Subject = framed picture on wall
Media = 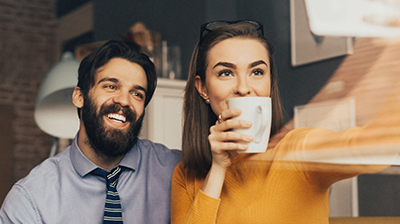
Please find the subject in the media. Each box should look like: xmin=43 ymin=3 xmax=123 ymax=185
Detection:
xmin=290 ymin=0 xmax=353 ymax=67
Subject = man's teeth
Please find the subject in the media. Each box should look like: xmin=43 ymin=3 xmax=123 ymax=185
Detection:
xmin=107 ymin=113 xmax=127 ymax=123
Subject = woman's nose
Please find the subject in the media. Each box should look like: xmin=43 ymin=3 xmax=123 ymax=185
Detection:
xmin=234 ymin=78 xmax=251 ymax=96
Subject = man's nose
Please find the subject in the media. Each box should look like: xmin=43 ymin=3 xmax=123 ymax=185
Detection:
xmin=113 ymin=91 xmax=130 ymax=107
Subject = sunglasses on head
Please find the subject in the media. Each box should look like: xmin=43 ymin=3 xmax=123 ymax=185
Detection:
xmin=199 ymin=20 xmax=264 ymax=44
xmin=198 ymin=20 xmax=274 ymax=55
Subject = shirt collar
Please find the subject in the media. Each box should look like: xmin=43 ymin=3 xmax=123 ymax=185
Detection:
xmin=70 ymin=133 xmax=141 ymax=177
xmin=118 ymin=139 xmax=141 ymax=170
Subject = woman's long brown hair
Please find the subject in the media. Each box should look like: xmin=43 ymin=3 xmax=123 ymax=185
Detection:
xmin=182 ymin=23 xmax=284 ymax=177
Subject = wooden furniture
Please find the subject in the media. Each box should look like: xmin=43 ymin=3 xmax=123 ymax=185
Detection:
xmin=330 ymin=217 xmax=400 ymax=224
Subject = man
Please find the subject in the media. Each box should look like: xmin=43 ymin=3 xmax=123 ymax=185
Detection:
xmin=0 ymin=40 xmax=182 ymax=223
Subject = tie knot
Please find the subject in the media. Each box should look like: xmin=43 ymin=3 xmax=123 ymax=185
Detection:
xmin=107 ymin=166 xmax=124 ymax=185
xmin=91 ymin=166 xmax=125 ymax=188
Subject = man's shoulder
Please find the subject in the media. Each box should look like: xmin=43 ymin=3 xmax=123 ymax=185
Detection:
xmin=16 ymin=147 xmax=72 ymax=188
xmin=137 ymin=139 xmax=181 ymax=155
xmin=137 ymin=139 xmax=182 ymax=164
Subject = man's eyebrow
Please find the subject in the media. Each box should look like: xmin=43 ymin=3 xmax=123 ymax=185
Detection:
xmin=212 ymin=62 xmax=236 ymax=69
xmin=133 ymin=85 xmax=147 ymax=93
xmin=97 ymin=77 xmax=119 ymax=85
xmin=249 ymin=60 xmax=268 ymax=68
xmin=97 ymin=77 xmax=147 ymax=93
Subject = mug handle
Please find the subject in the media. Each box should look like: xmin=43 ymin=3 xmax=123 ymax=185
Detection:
xmin=254 ymin=105 xmax=269 ymax=143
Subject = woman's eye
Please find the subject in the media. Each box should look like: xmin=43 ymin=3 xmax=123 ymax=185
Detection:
xmin=218 ymin=70 xmax=233 ymax=77
xmin=251 ymin=69 xmax=264 ymax=76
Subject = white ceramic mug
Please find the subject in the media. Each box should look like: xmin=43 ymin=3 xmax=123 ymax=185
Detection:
xmin=228 ymin=97 xmax=272 ymax=153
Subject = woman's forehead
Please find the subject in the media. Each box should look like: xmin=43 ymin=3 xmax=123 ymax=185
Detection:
xmin=207 ymin=38 xmax=270 ymax=66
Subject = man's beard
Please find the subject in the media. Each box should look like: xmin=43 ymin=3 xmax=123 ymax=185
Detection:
xmin=81 ymin=96 xmax=144 ymax=159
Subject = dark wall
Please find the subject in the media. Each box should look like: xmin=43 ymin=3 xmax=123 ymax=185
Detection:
xmin=93 ymin=0 xmax=344 ymax=122
xmin=358 ymin=174 xmax=400 ymax=216
xmin=94 ymin=0 xmax=205 ymax=84
xmin=57 ymin=0 xmax=91 ymax=17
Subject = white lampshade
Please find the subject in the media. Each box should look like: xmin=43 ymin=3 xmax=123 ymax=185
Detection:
xmin=34 ymin=52 xmax=80 ymax=139
xmin=305 ymin=0 xmax=400 ymax=37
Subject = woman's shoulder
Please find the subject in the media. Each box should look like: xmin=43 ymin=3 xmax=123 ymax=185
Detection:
xmin=173 ymin=161 xmax=198 ymax=182
xmin=173 ymin=161 xmax=185 ymax=173
xmin=172 ymin=161 xmax=204 ymax=196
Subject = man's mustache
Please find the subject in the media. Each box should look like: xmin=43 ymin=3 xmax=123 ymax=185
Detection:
xmin=99 ymin=103 xmax=136 ymax=123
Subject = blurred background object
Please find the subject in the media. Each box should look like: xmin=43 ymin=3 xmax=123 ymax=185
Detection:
xmin=305 ymin=0 xmax=400 ymax=37
xmin=120 ymin=21 xmax=182 ymax=80
xmin=34 ymin=52 xmax=80 ymax=157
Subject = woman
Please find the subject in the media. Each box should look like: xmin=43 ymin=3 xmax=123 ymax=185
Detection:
xmin=171 ymin=20 xmax=400 ymax=223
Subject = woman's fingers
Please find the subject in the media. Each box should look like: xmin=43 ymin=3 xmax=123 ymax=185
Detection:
xmin=208 ymin=108 xmax=254 ymax=168
xmin=219 ymin=131 xmax=253 ymax=143
xmin=209 ymin=107 xmax=253 ymax=153
xmin=210 ymin=124 xmax=253 ymax=141
xmin=213 ymin=118 xmax=252 ymax=132
xmin=209 ymin=127 xmax=253 ymax=153
xmin=218 ymin=108 xmax=242 ymax=122
xmin=209 ymin=140 xmax=249 ymax=152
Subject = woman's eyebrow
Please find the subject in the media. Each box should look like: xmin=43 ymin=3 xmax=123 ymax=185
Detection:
xmin=249 ymin=60 xmax=268 ymax=68
xmin=212 ymin=61 xmax=268 ymax=69
xmin=213 ymin=62 xmax=236 ymax=69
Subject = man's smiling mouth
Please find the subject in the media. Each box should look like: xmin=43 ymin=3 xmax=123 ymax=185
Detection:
xmin=107 ymin=113 xmax=127 ymax=123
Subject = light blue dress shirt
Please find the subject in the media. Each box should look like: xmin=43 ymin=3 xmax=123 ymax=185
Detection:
xmin=0 ymin=135 xmax=182 ymax=224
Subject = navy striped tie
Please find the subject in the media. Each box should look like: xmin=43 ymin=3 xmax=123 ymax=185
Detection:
xmin=92 ymin=166 xmax=125 ymax=223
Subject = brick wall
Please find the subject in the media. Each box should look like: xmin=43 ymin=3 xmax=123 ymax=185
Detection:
xmin=0 ymin=0 xmax=57 ymax=182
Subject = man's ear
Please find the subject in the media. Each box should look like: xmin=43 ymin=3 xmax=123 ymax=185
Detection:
xmin=194 ymin=76 xmax=208 ymax=100
xmin=72 ymin=87 xmax=84 ymax=108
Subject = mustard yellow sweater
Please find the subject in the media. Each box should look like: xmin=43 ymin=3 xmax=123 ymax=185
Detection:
xmin=171 ymin=94 xmax=400 ymax=224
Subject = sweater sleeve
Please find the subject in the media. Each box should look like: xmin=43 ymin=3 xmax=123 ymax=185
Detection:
xmin=285 ymin=93 xmax=400 ymax=188
xmin=171 ymin=162 xmax=221 ymax=224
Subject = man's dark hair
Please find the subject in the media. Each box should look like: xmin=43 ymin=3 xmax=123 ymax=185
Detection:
xmin=76 ymin=40 xmax=157 ymax=117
